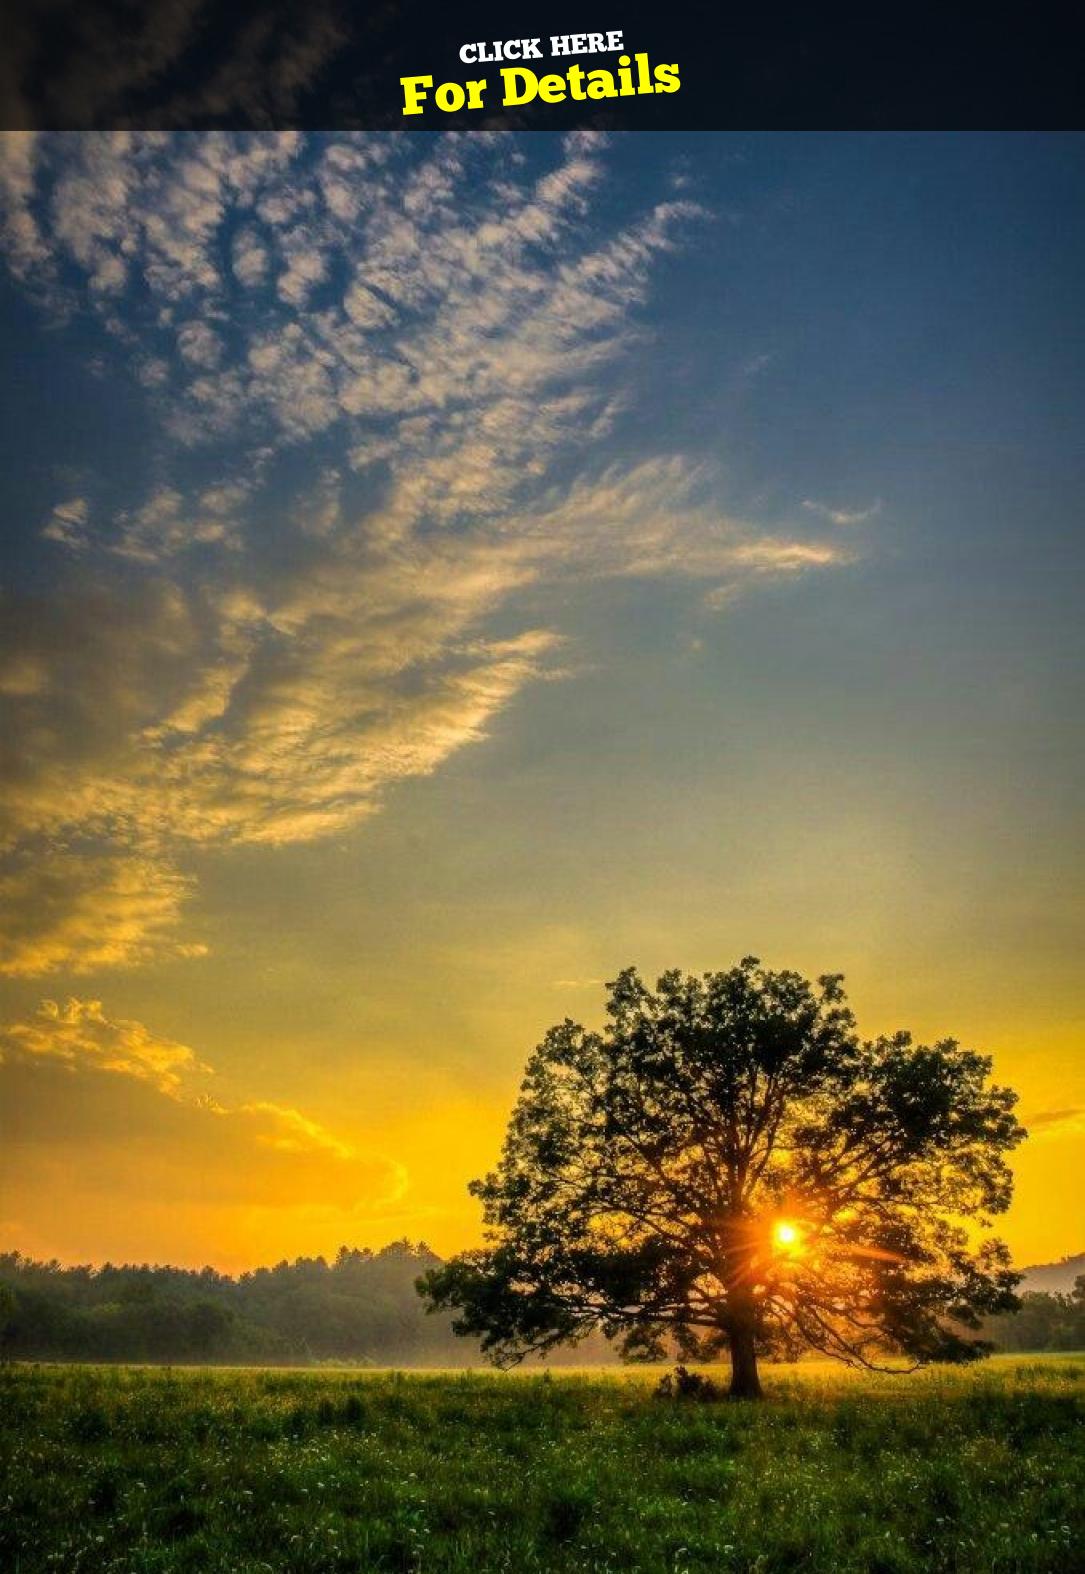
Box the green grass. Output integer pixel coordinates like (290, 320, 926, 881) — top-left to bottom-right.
(2, 1355, 1082, 1572)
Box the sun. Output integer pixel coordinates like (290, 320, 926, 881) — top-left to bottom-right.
(772, 1220, 802, 1253)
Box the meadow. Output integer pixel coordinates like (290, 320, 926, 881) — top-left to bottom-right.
(1, 1356, 1082, 1573)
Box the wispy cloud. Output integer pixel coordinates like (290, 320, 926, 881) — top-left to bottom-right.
(1021, 1106, 1085, 1140)
(0, 995, 372, 1166)
(41, 496, 90, 550)
(1, 996, 206, 1091)
(0, 134, 855, 975)
(1, 995, 406, 1261)
(802, 497, 882, 526)
(0, 854, 205, 977)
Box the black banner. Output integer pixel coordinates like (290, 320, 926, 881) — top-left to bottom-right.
(2, 0, 1082, 130)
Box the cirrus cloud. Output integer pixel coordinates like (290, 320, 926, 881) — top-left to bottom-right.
(0, 132, 855, 976)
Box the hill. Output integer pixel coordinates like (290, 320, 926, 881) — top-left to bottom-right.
(1019, 1253, 1085, 1294)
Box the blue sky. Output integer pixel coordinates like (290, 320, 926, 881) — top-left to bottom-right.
(0, 132, 1082, 1267)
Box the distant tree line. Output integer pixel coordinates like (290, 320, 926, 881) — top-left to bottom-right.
(0, 1244, 1080, 1364)
(980, 1280, 1085, 1353)
(0, 1242, 479, 1365)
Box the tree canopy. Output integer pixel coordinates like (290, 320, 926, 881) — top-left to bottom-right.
(421, 960, 1025, 1396)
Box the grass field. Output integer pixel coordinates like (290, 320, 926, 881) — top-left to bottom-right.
(2, 1356, 1082, 1572)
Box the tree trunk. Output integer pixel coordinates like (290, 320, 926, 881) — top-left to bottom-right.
(728, 1324, 763, 1400)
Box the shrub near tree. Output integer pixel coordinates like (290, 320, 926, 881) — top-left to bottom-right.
(421, 959, 1025, 1397)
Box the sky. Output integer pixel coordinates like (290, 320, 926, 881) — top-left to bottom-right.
(0, 131, 1082, 1273)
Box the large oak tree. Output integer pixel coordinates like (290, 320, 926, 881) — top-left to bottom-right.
(421, 960, 1024, 1396)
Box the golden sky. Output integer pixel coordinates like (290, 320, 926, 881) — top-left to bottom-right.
(1, 132, 1082, 1272)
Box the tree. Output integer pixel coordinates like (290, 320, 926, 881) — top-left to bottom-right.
(0, 1283, 16, 1362)
(420, 960, 1025, 1397)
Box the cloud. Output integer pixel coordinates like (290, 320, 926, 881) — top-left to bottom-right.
(41, 496, 90, 550)
(519, 458, 850, 586)
(1, 996, 205, 1091)
(176, 321, 223, 370)
(0, 132, 48, 279)
(0, 135, 855, 975)
(235, 1101, 354, 1159)
(1021, 1107, 1085, 1140)
(0, 995, 406, 1264)
(0, 853, 204, 977)
(801, 498, 882, 526)
(5, 134, 693, 452)
(111, 484, 246, 560)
